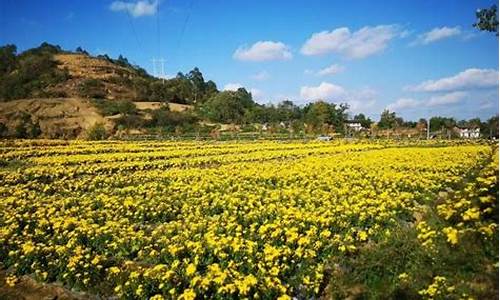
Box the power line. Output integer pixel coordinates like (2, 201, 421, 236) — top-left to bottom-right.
(175, 0, 196, 59)
(156, 0, 161, 59)
(125, 9, 141, 53)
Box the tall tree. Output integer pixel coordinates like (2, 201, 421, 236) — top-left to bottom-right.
(201, 89, 255, 124)
(353, 113, 373, 128)
(378, 110, 402, 129)
(474, 5, 499, 35)
(0, 45, 17, 75)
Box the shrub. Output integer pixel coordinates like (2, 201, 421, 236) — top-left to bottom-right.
(0, 122, 7, 137)
(92, 99, 137, 116)
(78, 79, 106, 99)
(86, 123, 107, 140)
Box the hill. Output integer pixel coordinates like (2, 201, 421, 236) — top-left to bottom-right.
(50, 53, 148, 100)
(0, 98, 112, 139)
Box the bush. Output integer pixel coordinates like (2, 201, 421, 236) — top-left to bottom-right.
(0, 45, 69, 101)
(78, 79, 106, 99)
(115, 114, 144, 129)
(149, 108, 198, 132)
(14, 123, 27, 138)
(92, 99, 137, 116)
(86, 123, 107, 140)
(0, 123, 6, 137)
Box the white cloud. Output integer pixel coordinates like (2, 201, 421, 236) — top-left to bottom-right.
(479, 100, 494, 110)
(223, 84, 263, 100)
(412, 26, 461, 45)
(301, 25, 401, 59)
(347, 88, 377, 113)
(223, 83, 243, 91)
(110, 0, 158, 17)
(386, 98, 420, 111)
(408, 68, 499, 92)
(250, 88, 263, 100)
(251, 71, 270, 81)
(233, 41, 292, 61)
(300, 82, 346, 101)
(317, 64, 345, 76)
(426, 91, 467, 106)
(386, 91, 468, 112)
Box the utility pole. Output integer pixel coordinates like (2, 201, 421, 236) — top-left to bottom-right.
(158, 58, 166, 84)
(427, 117, 431, 140)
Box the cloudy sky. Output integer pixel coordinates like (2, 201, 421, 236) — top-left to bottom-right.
(1, 0, 498, 120)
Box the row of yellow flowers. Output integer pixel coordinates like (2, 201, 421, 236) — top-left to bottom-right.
(0, 140, 495, 299)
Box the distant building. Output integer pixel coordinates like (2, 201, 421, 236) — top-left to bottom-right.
(317, 135, 332, 141)
(345, 120, 363, 132)
(455, 127, 480, 139)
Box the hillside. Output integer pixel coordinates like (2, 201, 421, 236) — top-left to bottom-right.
(0, 98, 112, 139)
(0, 43, 205, 138)
(50, 53, 147, 100)
(0, 98, 194, 139)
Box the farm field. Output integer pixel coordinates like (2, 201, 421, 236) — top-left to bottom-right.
(0, 139, 498, 299)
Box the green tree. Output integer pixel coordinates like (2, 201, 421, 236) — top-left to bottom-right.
(86, 123, 107, 140)
(75, 47, 89, 55)
(0, 44, 17, 75)
(0, 122, 7, 137)
(353, 113, 373, 128)
(188, 67, 205, 103)
(474, 5, 499, 35)
(430, 116, 456, 132)
(485, 115, 499, 138)
(378, 110, 403, 129)
(304, 101, 348, 133)
(201, 89, 255, 124)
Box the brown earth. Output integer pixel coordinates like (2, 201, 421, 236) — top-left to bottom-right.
(0, 272, 94, 300)
(0, 99, 194, 139)
(0, 98, 113, 139)
(133, 101, 193, 112)
(50, 53, 143, 100)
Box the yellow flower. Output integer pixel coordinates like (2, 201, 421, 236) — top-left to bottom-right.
(186, 263, 197, 276)
(178, 288, 196, 300)
(442, 227, 459, 245)
(358, 230, 368, 241)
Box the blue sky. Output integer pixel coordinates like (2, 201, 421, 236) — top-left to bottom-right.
(1, 0, 498, 120)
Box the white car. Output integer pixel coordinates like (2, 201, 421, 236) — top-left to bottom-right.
(317, 135, 332, 141)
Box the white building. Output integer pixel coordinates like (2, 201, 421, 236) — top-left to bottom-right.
(345, 121, 363, 132)
(456, 127, 480, 139)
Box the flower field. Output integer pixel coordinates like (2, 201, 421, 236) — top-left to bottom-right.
(0, 139, 497, 299)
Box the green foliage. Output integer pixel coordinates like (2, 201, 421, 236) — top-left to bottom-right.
(28, 122, 42, 138)
(14, 123, 27, 138)
(0, 44, 17, 76)
(86, 123, 107, 140)
(201, 89, 255, 124)
(474, 5, 499, 35)
(430, 116, 456, 132)
(0, 42, 69, 101)
(378, 109, 403, 129)
(92, 99, 137, 116)
(0, 122, 7, 137)
(303, 101, 348, 133)
(149, 107, 198, 132)
(78, 79, 106, 99)
(75, 47, 89, 55)
(132, 78, 151, 100)
(11, 113, 42, 138)
(353, 113, 373, 128)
